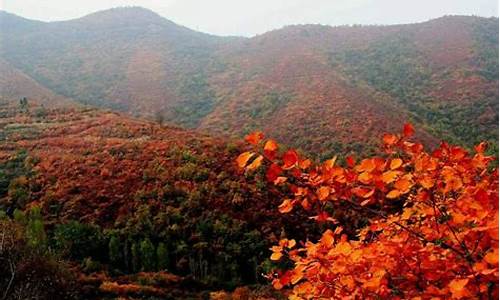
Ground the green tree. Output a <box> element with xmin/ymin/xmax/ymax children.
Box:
<box><xmin>131</xmin><ymin>242</ymin><xmax>140</xmax><ymax>273</ymax></box>
<box><xmin>108</xmin><ymin>235</ymin><xmax>121</xmax><ymax>267</ymax></box>
<box><xmin>156</xmin><ymin>242</ymin><xmax>169</xmax><ymax>270</ymax></box>
<box><xmin>26</xmin><ymin>206</ymin><xmax>47</xmax><ymax>253</ymax></box>
<box><xmin>140</xmin><ymin>238</ymin><xmax>155</xmax><ymax>271</ymax></box>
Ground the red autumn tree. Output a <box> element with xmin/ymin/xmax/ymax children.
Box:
<box><xmin>237</xmin><ymin>124</ymin><xmax>498</xmax><ymax>299</ymax></box>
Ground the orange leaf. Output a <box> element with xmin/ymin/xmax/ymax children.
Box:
<box><xmin>383</xmin><ymin>133</ymin><xmax>398</xmax><ymax>145</ymax></box>
<box><xmin>352</xmin><ymin>187</ymin><xmax>375</xmax><ymax>198</ymax></box>
<box><xmin>403</xmin><ymin>123</ymin><xmax>415</xmax><ymax>137</ymax></box>
<box><xmin>282</xmin><ymin>150</ymin><xmax>298</xmax><ymax>169</ymax></box>
<box><xmin>360</xmin><ymin>198</ymin><xmax>375</xmax><ymax>206</ymax></box>
<box><xmin>419</xmin><ymin>176</ymin><xmax>435</xmax><ymax>189</ymax></box>
<box><xmin>278</xmin><ymin>199</ymin><xmax>294</xmax><ymax>213</ymax></box>
<box><xmin>246</xmin><ymin>155</ymin><xmax>263</xmax><ymax>171</ymax></box>
<box><xmin>320</xmin><ymin>229</ymin><xmax>335</xmax><ymax>247</ymax></box>
<box><xmin>273</xmin><ymin>176</ymin><xmax>287</xmax><ymax>185</ymax></box>
<box><xmin>301</xmin><ymin>198</ymin><xmax>311</xmax><ymax>210</ymax></box>
<box><xmin>394</xmin><ymin>178</ymin><xmax>413</xmax><ymax>193</ymax></box>
<box><xmin>236</xmin><ymin>152</ymin><xmax>254</xmax><ymax>168</ymax></box>
<box><xmin>357</xmin><ymin>159</ymin><xmax>376</xmax><ymax>173</ymax></box>
<box><xmin>324</xmin><ymin>156</ymin><xmax>337</xmax><ymax>169</ymax></box>
<box><xmin>317</xmin><ymin>186</ymin><xmax>330</xmax><ymax>201</ymax></box>
<box><xmin>290</xmin><ymin>269</ymin><xmax>304</xmax><ymax>285</ymax></box>
<box><xmin>272</xmin><ymin>279</ymin><xmax>283</xmax><ymax>290</ymax></box>
<box><xmin>245</xmin><ymin>131</ymin><xmax>263</xmax><ymax>145</ymax></box>
<box><xmin>382</xmin><ymin>170</ymin><xmax>401</xmax><ymax>184</ymax></box>
<box><xmin>475</xmin><ymin>142</ymin><xmax>488</xmax><ymax>154</ymax></box>
<box><xmin>336</xmin><ymin>241</ymin><xmax>352</xmax><ymax>255</ymax></box>
<box><xmin>448</xmin><ymin>278</ymin><xmax>469</xmax><ymax>299</ymax></box>
<box><xmin>390</xmin><ymin>158</ymin><xmax>403</xmax><ymax>170</ymax></box>
<box><xmin>264</xmin><ymin>139</ymin><xmax>278</xmax><ymax>159</ymax></box>
<box><xmin>287</xmin><ymin>239</ymin><xmax>296</xmax><ymax>249</ymax></box>
<box><xmin>299</xmin><ymin>159</ymin><xmax>311</xmax><ymax>170</ymax></box>
<box><xmin>270</xmin><ymin>252</ymin><xmax>283</xmax><ymax>261</ymax></box>
<box><xmin>358</xmin><ymin>171</ymin><xmax>373</xmax><ymax>184</ymax></box>
<box><xmin>484</xmin><ymin>249</ymin><xmax>498</xmax><ymax>265</ymax></box>
<box><xmin>386</xmin><ymin>189</ymin><xmax>401</xmax><ymax>199</ymax></box>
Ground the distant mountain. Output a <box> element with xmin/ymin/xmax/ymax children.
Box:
<box><xmin>0</xmin><ymin>7</ymin><xmax>498</xmax><ymax>155</ymax></box>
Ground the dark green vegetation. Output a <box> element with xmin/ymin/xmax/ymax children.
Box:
<box><xmin>0</xmin><ymin>8</ymin><xmax>497</xmax><ymax>156</ymax></box>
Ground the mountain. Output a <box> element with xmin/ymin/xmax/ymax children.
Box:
<box><xmin>0</xmin><ymin>8</ymin><xmax>498</xmax><ymax>156</ymax></box>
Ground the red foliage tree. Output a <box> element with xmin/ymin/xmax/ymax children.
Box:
<box><xmin>238</xmin><ymin>124</ymin><xmax>498</xmax><ymax>299</ymax></box>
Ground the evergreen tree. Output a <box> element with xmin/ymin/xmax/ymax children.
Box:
<box><xmin>140</xmin><ymin>238</ymin><xmax>155</xmax><ymax>271</ymax></box>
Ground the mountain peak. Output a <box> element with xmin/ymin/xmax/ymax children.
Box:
<box><xmin>74</xmin><ymin>6</ymin><xmax>174</xmax><ymax>26</ymax></box>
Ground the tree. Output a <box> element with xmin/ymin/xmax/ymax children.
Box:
<box><xmin>157</xmin><ymin>242</ymin><xmax>169</xmax><ymax>270</ymax></box>
<box><xmin>238</xmin><ymin>124</ymin><xmax>499</xmax><ymax>299</ymax></box>
<box><xmin>155</xmin><ymin>111</ymin><xmax>165</xmax><ymax>127</ymax></box>
<box><xmin>140</xmin><ymin>238</ymin><xmax>155</xmax><ymax>271</ymax></box>
<box><xmin>131</xmin><ymin>242</ymin><xmax>140</xmax><ymax>273</ymax></box>
<box><xmin>108</xmin><ymin>235</ymin><xmax>121</xmax><ymax>267</ymax></box>
<box><xmin>26</xmin><ymin>206</ymin><xmax>47</xmax><ymax>253</ymax></box>
<box><xmin>19</xmin><ymin>97</ymin><xmax>28</xmax><ymax>111</ymax></box>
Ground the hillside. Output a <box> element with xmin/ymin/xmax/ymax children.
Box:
<box><xmin>0</xmin><ymin>101</ymin><xmax>321</xmax><ymax>298</ymax></box>
<box><xmin>0</xmin><ymin>59</ymin><xmax>77</xmax><ymax>107</ymax></box>
<box><xmin>0</xmin><ymin>8</ymin><xmax>498</xmax><ymax>156</ymax></box>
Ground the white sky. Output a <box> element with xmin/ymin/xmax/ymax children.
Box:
<box><xmin>2</xmin><ymin>0</ymin><xmax>498</xmax><ymax>36</ymax></box>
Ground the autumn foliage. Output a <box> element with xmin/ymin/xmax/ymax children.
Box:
<box><xmin>238</xmin><ymin>124</ymin><xmax>498</xmax><ymax>299</ymax></box>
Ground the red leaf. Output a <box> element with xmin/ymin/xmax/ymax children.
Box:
<box><xmin>245</xmin><ymin>131</ymin><xmax>264</xmax><ymax>145</ymax></box>
<box><xmin>346</xmin><ymin>156</ymin><xmax>356</xmax><ymax>168</ymax></box>
<box><xmin>266</xmin><ymin>163</ymin><xmax>282</xmax><ymax>182</ymax></box>
<box><xmin>282</xmin><ymin>150</ymin><xmax>298</xmax><ymax>169</ymax></box>
<box><xmin>403</xmin><ymin>123</ymin><xmax>415</xmax><ymax>137</ymax></box>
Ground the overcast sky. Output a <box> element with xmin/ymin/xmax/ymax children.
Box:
<box><xmin>2</xmin><ymin>0</ymin><xmax>498</xmax><ymax>36</ymax></box>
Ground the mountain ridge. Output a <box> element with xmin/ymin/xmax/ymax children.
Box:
<box><xmin>0</xmin><ymin>7</ymin><xmax>498</xmax><ymax>156</ymax></box>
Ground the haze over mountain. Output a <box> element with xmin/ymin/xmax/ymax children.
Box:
<box><xmin>0</xmin><ymin>7</ymin><xmax>498</xmax><ymax>155</ymax></box>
